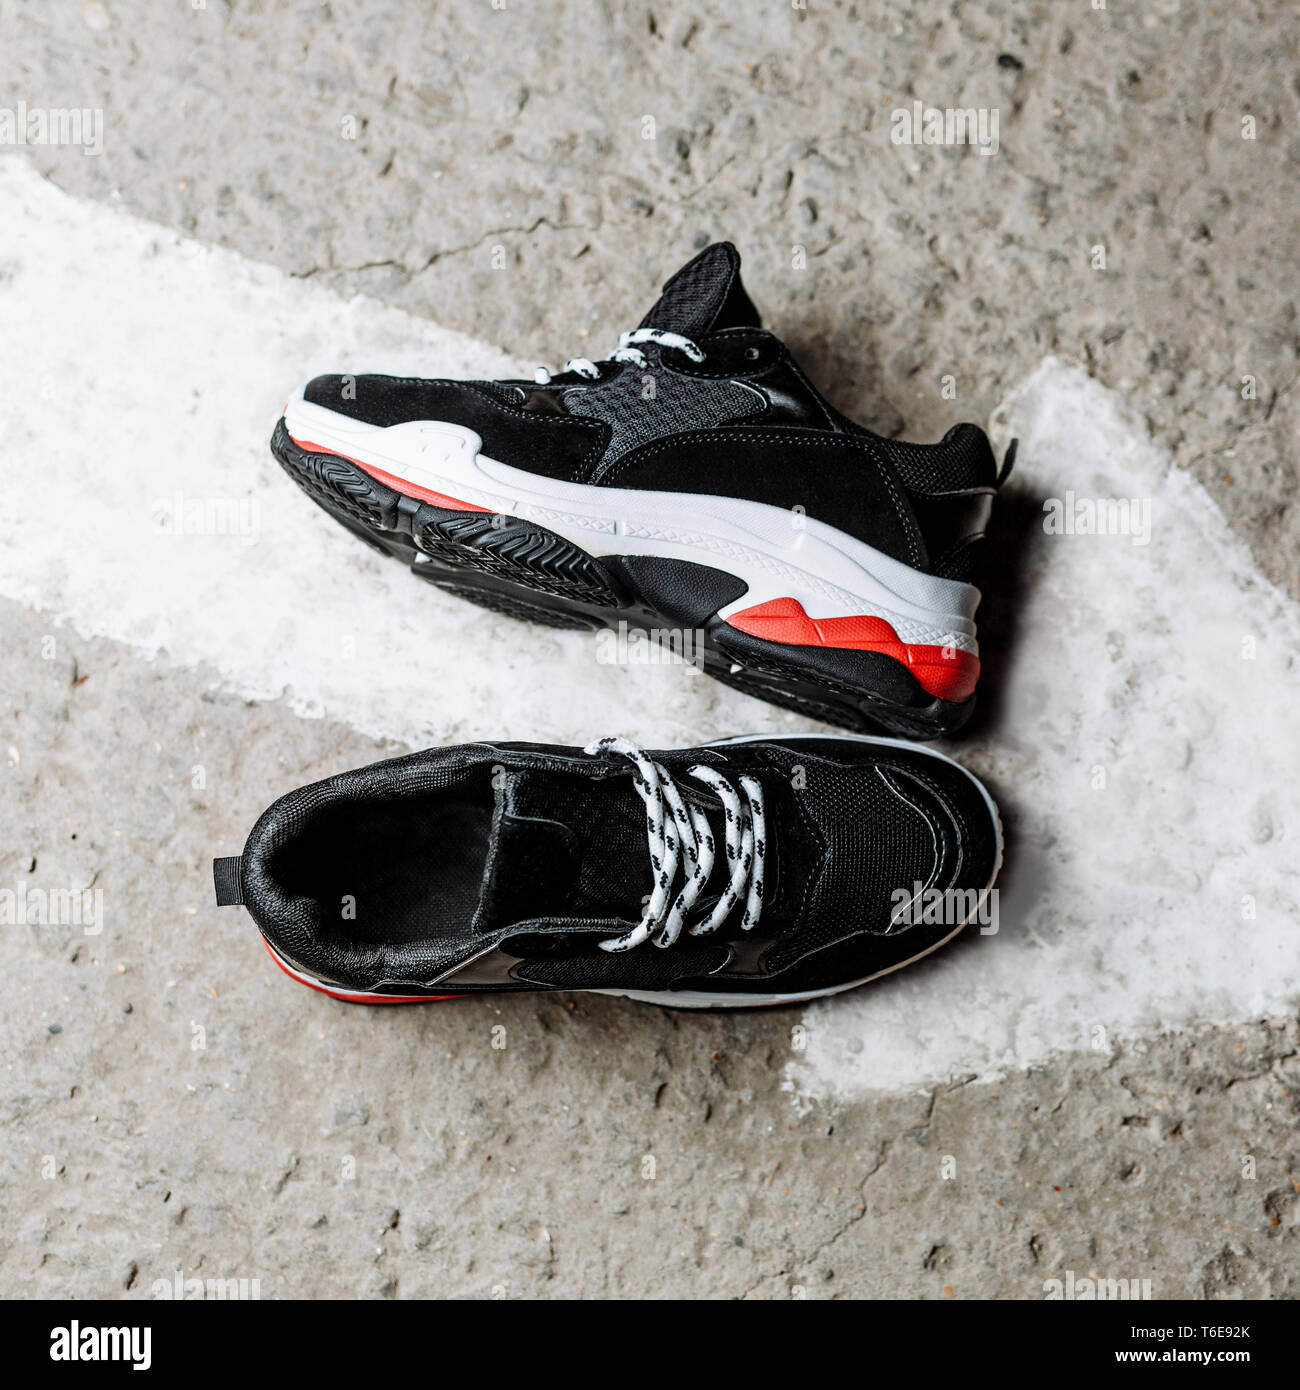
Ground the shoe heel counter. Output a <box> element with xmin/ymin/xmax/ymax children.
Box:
<box><xmin>907</xmin><ymin>488</ymin><xmax>996</xmax><ymax>581</ymax></box>
<box><xmin>898</xmin><ymin>424</ymin><xmax>1000</xmax><ymax>582</ymax></box>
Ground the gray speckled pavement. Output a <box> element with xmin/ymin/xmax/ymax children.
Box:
<box><xmin>2</xmin><ymin>1</ymin><xmax>1297</xmax><ymax>1299</ymax></box>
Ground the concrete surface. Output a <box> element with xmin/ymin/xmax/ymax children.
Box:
<box><xmin>3</xmin><ymin>601</ymin><xmax>1297</xmax><ymax>1299</ymax></box>
<box><xmin>2</xmin><ymin>0</ymin><xmax>1298</xmax><ymax>1299</ymax></box>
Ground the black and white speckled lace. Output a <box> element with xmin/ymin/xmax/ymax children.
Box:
<box><xmin>584</xmin><ymin>737</ymin><xmax>766</xmax><ymax>953</ymax></box>
<box><xmin>533</xmin><ymin>328</ymin><xmax>705</xmax><ymax>384</ymax></box>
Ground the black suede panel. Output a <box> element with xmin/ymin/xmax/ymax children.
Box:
<box><xmin>304</xmin><ymin>375</ymin><xmax>610</xmax><ymax>483</ymax></box>
<box><xmin>597</xmin><ymin>427</ymin><xmax>928</xmax><ymax>569</ymax></box>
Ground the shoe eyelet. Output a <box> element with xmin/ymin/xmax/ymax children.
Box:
<box><xmin>744</xmin><ymin>347</ymin><xmax>761</xmax><ymax>362</ymax></box>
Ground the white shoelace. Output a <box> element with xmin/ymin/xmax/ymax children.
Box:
<box><xmin>533</xmin><ymin>328</ymin><xmax>706</xmax><ymax>385</ymax></box>
<box><xmin>584</xmin><ymin>736</ymin><xmax>766</xmax><ymax>953</ymax></box>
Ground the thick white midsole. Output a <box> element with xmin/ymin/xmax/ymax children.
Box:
<box><xmin>285</xmin><ymin>392</ymin><xmax>980</xmax><ymax>655</ymax></box>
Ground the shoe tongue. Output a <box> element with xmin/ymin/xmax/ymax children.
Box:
<box><xmin>472</xmin><ymin>766</ymin><xmax>651</xmax><ymax>933</ymax></box>
<box><xmin>637</xmin><ymin>242</ymin><xmax>761</xmax><ymax>338</ymax></box>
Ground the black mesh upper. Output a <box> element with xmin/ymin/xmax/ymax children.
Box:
<box><xmin>851</xmin><ymin>421</ymin><xmax>998</xmax><ymax>495</ymax></box>
<box><xmin>564</xmin><ymin>358</ymin><xmax>764</xmax><ymax>470</ymax></box>
<box><xmin>637</xmin><ymin>241</ymin><xmax>762</xmax><ymax>338</ymax></box>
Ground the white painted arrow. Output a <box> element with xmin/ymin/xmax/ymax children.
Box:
<box><xmin>2</xmin><ymin>159</ymin><xmax>1294</xmax><ymax>1096</ymax></box>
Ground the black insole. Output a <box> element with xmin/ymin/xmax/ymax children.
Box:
<box><xmin>278</xmin><ymin>797</ymin><xmax>493</xmax><ymax>946</ymax></box>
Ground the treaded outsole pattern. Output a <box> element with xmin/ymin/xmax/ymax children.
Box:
<box><xmin>278</xmin><ymin>441</ymin><xmax>397</xmax><ymax>530</ymax></box>
<box><xmin>414</xmin><ymin>513</ymin><xmax>621</xmax><ymax>607</ymax></box>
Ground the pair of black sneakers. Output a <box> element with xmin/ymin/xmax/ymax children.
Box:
<box><xmin>213</xmin><ymin>244</ymin><xmax>1011</xmax><ymax>1007</ymax></box>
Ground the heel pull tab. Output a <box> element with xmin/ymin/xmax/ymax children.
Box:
<box><xmin>997</xmin><ymin>438</ymin><xmax>1018</xmax><ymax>488</ymax></box>
<box><xmin>212</xmin><ymin>856</ymin><xmax>244</xmax><ymax>907</ymax></box>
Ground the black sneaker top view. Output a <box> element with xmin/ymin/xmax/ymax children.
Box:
<box><xmin>213</xmin><ymin>734</ymin><xmax>1002</xmax><ymax>1007</ymax></box>
<box><xmin>274</xmin><ymin>244</ymin><xmax>1016</xmax><ymax>741</ymax></box>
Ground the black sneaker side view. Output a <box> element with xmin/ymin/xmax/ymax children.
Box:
<box><xmin>272</xmin><ymin>243</ymin><xmax>1014</xmax><ymax>740</ymax></box>
<box><xmin>212</xmin><ymin>734</ymin><xmax>1002</xmax><ymax>1008</ymax></box>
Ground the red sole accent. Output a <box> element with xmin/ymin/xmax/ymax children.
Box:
<box><xmin>725</xmin><ymin>597</ymin><xmax>979</xmax><ymax>702</ymax></box>
<box><xmin>263</xmin><ymin>938</ymin><xmax>465</xmax><ymax>1004</ymax></box>
<box><xmin>289</xmin><ymin>431</ymin><xmax>491</xmax><ymax>513</ymax></box>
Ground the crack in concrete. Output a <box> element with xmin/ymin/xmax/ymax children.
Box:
<box><xmin>290</xmin><ymin>216</ymin><xmax>598</xmax><ymax>280</ymax></box>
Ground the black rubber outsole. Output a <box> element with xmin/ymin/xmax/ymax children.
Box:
<box><xmin>271</xmin><ymin>420</ymin><xmax>975</xmax><ymax>739</ymax></box>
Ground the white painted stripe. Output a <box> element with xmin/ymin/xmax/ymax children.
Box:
<box><xmin>0</xmin><ymin>158</ymin><xmax>720</xmax><ymax>748</ymax></box>
<box><xmin>788</xmin><ymin>361</ymin><xmax>1300</xmax><ymax>1099</ymax></box>
<box><xmin>3</xmin><ymin>160</ymin><xmax>1297</xmax><ymax>1097</ymax></box>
